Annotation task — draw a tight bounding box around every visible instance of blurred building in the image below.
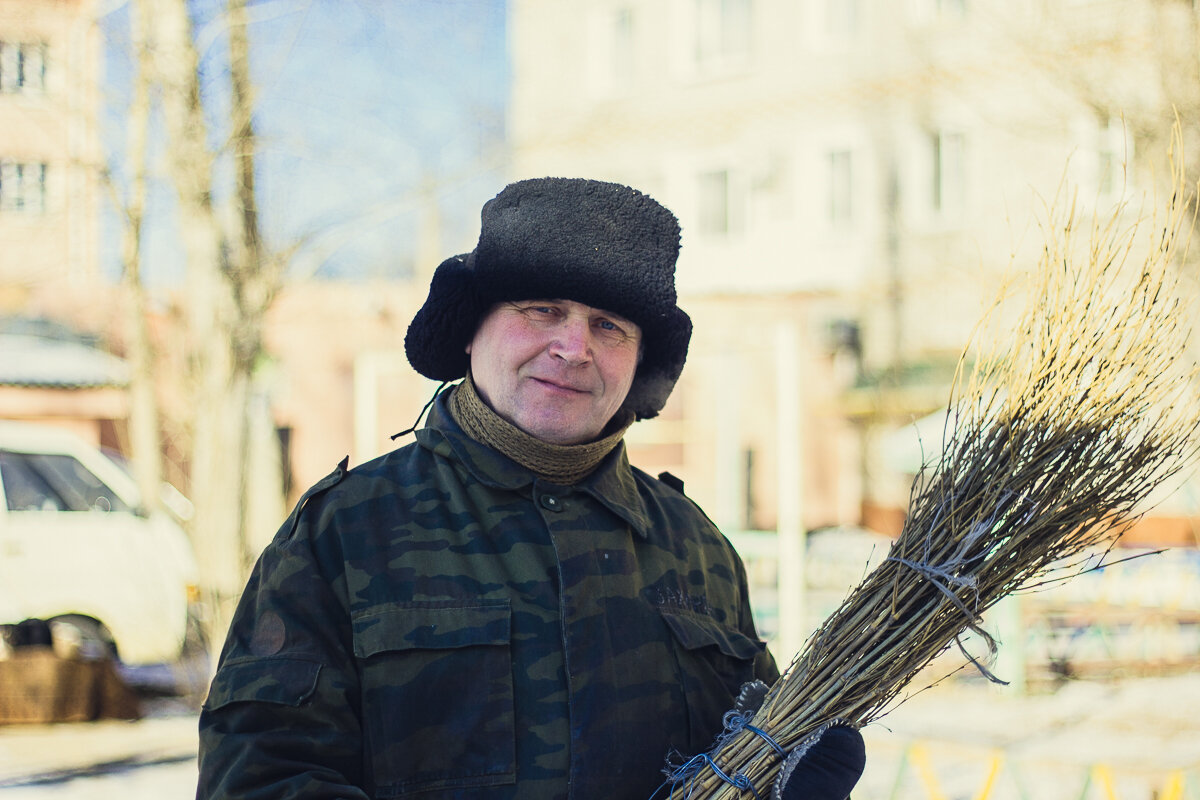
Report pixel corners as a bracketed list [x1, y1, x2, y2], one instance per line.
[507, 0, 1185, 542]
[0, 0, 109, 445]
[0, 0, 101, 304]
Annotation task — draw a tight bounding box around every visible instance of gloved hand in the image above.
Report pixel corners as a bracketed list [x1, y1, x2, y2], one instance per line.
[726, 682, 865, 800]
[772, 722, 865, 800]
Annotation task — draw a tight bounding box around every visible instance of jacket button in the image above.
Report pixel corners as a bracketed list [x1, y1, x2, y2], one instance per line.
[540, 494, 562, 512]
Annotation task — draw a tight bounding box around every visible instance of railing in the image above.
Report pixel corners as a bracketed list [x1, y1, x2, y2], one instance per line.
[864, 739, 1197, 800]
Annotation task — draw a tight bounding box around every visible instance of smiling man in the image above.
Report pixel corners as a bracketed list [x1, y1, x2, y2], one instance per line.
[465, 298, 641, 444]
[196, 178, 864, 800]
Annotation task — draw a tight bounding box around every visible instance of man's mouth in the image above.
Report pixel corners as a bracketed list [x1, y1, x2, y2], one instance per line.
[530, 376, 590, 395]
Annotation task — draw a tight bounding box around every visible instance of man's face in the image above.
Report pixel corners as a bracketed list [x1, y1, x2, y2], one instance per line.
[466, 299, 642, 445]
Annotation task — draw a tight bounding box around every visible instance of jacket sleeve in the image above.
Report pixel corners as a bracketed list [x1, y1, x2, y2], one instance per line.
[197, 477, 369, 800]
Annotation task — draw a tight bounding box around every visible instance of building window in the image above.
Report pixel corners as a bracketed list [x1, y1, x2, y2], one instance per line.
[742, 447, 757, 530]
[0, 41, 47, 94]
[826, 0, 861, 39]
[587, 6, 636, 97]
[938, 0, 967, 18]
[1095, 116, 1129, 198]
[0, 161, 48, 213]
[695, 0, 752, 70]
[930, 131, 965, 215]
[908, 0, 967, 25]
[829, 150, 853, 224]
[1069, 113, 1132, 202]
[698, 169, 734, 235]
[612, 7, 635, 90]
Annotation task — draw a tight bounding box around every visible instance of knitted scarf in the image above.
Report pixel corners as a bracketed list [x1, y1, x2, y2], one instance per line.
[448, 374, 633, 485]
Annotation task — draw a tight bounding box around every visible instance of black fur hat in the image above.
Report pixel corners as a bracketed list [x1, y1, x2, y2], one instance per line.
[405, 177, 692, 419]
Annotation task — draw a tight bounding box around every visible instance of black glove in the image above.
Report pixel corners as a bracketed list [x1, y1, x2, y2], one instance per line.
[773, 722, 865, 800]
[729, 681, 866, 800]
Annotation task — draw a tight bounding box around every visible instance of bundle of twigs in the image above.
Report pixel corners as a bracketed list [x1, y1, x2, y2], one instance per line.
[667, 141, 1200, 799]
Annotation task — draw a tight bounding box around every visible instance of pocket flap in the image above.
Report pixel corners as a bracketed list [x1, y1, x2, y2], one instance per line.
[352, 601, 511, 659]
[204, 657, 321, 711]
[659, 609, 764, 661]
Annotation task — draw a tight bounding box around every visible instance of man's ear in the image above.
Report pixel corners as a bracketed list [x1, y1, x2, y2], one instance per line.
[464, 341, 473, 355]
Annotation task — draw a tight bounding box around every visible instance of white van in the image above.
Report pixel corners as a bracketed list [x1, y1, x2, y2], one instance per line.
[0, 421, 201, 666]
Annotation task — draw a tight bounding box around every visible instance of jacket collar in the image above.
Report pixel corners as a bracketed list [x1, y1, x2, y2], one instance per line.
[415, 394, 652, 539]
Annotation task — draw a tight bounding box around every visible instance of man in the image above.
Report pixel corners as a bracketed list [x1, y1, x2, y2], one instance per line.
[197, 178, 864, 799]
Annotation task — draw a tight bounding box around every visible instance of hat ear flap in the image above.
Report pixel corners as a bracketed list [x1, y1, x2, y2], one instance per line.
[625, 307, 692, 420]
[405, 255, 481, 381]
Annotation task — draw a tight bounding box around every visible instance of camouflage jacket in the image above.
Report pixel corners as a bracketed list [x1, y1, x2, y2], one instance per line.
[197, 397, 778, 800]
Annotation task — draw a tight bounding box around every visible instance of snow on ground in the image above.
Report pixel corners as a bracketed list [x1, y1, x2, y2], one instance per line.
[0, 675, 1196, 798]
[0, 710, 199, 798]
[859, 672, 1200, 800]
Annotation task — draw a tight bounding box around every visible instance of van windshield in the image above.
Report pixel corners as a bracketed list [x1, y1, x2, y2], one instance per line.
[0, 451, 131, 513]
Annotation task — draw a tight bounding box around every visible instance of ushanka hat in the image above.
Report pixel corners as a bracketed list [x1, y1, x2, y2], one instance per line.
[405, 177, 692, 419]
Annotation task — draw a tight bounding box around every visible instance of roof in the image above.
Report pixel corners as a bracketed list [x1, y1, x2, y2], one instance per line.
[0, 330, 129, 389]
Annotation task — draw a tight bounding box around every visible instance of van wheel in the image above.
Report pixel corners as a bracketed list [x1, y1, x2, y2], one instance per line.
[47, 615, 120, 661]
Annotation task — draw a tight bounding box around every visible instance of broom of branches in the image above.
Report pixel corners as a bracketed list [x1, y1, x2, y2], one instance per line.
[666, 138, 1200, 799]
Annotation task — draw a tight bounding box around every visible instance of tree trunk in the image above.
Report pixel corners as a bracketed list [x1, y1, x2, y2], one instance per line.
[146, 0, 244, 650]
[122, 0, 163, 515]
[226, 0, 284, 579]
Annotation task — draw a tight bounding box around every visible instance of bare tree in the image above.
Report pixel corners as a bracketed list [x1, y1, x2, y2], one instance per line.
[141, 0, 247, 644]
[108, 0, 505, 652]
[116, 0, 164, 515]
[225, 0, 286, 578]
[1027, 1, 1200, 193]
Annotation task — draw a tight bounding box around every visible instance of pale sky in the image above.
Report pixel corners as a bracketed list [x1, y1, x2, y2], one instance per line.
[100, 0, 510, 285]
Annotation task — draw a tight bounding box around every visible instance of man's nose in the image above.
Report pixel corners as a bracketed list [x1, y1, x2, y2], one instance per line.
[549, 315, 593, 364]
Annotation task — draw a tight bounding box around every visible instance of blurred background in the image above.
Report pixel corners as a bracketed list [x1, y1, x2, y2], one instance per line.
[1, 0, 1199, 797]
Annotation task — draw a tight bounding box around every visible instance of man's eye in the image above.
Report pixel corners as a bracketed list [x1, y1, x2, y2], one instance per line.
[595, 319, 635, 344]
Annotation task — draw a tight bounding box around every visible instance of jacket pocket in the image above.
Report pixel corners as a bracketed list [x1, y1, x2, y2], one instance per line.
[204, 656, 322, 710]
[352, 600, 515, 797]
[659, 608, 766, 751]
